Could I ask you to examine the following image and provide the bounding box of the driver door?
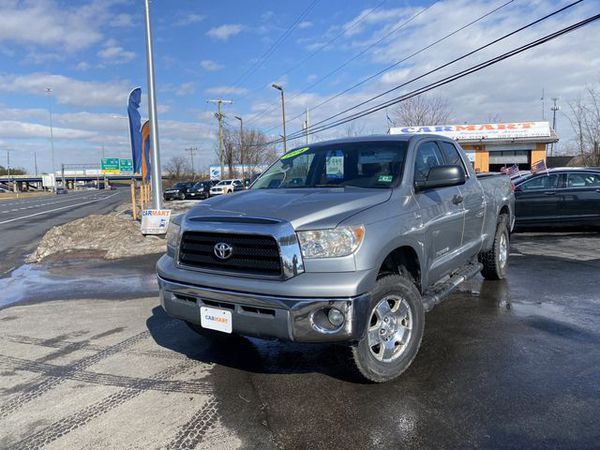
[413,141,466,283]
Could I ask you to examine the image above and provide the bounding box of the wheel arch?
[378,245,422,292]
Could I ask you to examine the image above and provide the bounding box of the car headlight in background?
[297,225,365,258]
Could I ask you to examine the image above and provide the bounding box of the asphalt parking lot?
[0,232,599,449]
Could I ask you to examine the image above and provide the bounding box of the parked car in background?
[186,180,218,199]
[56,187,68,194]
[163,182,195,201]
[209,179,244,196]
[514,167,600,228]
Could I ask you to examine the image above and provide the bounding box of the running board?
[422,262,483,312]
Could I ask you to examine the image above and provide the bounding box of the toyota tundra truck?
[158,135,514,382]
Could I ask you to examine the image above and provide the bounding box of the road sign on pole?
[101,158,120,174]
[119,158,133,174]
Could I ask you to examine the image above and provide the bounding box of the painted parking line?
[0,192,120,225]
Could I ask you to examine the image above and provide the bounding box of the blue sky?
[0,0,598,173]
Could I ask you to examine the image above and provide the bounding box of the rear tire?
[350,274,424,383]
[479,214,509,280]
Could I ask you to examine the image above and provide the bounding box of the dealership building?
[389,121,559,172]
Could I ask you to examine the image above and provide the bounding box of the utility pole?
[272,84,287,153]
[550,97,560,156]
[144,0,164,210]
[6,150,11,191]
[185,147,197,180]
[46,87,56,191]
[303,107,310,146]
[540,88,545,121]
[207,99,232,179]
[34,151,38,176]
[235,116,243,178]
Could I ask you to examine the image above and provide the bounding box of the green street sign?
[119,158,133,173]
[101,157,120,174]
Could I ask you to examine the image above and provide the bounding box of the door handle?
[452,194,464,205]
[543,191,556,196]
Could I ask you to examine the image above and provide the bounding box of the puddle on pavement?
[0,253,160,308]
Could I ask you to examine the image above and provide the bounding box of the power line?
[289,0,585,140]
[246,1,439,128]
[230,0,321,91]
[243,0,388,124]
[272,0,516,132]
[274,13,599,144]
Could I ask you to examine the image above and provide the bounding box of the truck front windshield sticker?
[281,147,309,160]
[378,175,393,183]
[326,150,344,180]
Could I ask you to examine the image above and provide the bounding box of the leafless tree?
[391,94,453,127]
[217,127,279,178]
[164,155,191,181]
[564,82,600,166]
[344,121,367,137]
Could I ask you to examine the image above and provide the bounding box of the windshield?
[171,183,187,189]
[193,182,205,189]
[252,141,407,190]
[217,180,232,185]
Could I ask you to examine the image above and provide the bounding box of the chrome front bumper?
[158,275,371,342]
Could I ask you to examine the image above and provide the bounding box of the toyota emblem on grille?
[214,242,233,260]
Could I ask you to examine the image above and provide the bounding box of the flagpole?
[144,0,163,210]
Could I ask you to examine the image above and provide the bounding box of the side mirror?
[415,165,466,191]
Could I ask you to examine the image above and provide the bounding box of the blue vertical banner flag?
[127,87,142,174]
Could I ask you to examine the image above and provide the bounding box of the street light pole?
[46,88,56,190]
[207,99,232,179]
[272,84,287,153]
[143,0,163,210]
[235,116,244,178]
[185,147,197,180]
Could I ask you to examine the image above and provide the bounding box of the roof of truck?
[303,133,450,148]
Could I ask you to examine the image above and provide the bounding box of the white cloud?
[0,73,132,108]
[0,0,108,52]
[298,21,313,30]
[174,13,205,27]
[176,82,196,96]
[97,40,136,64]
[0,121,96,140]
[75,62,92,71]
[205,86,249,96]
[200,59,224,71]
[111,13,134,28]
[206,24,244,41]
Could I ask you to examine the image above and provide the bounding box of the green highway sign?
[119,158,133,174]
[101,158,120,174]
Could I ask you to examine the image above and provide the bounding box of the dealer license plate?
[200,306,232,333]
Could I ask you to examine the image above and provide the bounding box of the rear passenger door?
[561,172,600,223]
[413,141,465,283]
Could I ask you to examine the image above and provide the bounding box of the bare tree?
[217,127,279,178]
[391,94,453,126]
[565,82,600,166]
[344,121,367,137]
[164,155,191,182]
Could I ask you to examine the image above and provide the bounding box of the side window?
[414,142,445,183]
[520,174,558,191]
[439,141,468,175]
[567,173,600,188]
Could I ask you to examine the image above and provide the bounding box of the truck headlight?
[297,225,365,258]
[166,221,181,247]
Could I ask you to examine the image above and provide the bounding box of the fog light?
[327,308,344,327]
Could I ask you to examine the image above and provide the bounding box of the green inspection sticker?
[378,175,393,183]
[281,147,309,160]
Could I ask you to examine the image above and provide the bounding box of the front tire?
[479,214,510,280]
[351,274,425,383]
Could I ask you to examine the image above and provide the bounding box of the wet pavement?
[0,232,598,448]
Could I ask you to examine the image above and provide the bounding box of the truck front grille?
[179,231,282,276]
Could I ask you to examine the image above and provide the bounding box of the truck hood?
[187,188,392,229]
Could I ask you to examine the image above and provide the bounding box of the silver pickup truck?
[158,135,514,382]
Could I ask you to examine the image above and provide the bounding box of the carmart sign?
[389,121,552,141]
